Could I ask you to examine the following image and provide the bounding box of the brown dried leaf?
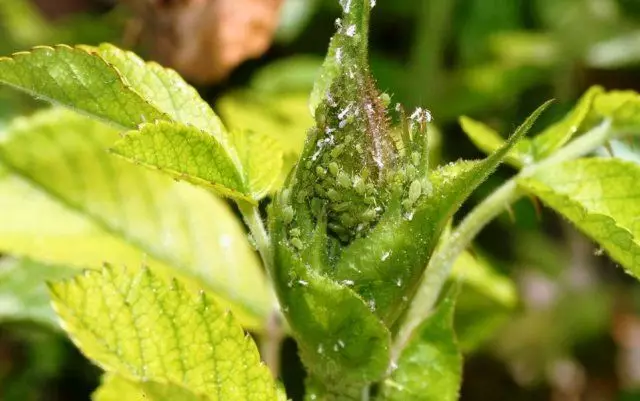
[124,0,283,83]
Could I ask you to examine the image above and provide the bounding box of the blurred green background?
[1,0,640,400]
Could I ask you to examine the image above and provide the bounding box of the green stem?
[238,203,282,376]
[392,120,614,360]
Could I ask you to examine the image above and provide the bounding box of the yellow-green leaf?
[0,108,270,329]
[50,266,280,401]
[0,45,166,128]
[93,374,209,401]
[111,121,252,202]
[93,44,227,140]
[518,158,640,275]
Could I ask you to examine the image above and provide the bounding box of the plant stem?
[392,120,613,361]
[238,203,282,377]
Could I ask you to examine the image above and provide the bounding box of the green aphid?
[331,145,345,158]
[290,237,304,250]
[327,188,341,202]
[328,162,340,176]
[289,228,301,237]
[283,205,295,224]
[408,179,422,204]
[411,151,421,167]
[316,166,327,177]
[364,196,376,205]
[337,172,351,188]
[379,92,391,108]
[405,164,417,180]
[353,175,366,195]
[331,201,352,212]
[340,213,357,228]
[421,177,433,197]
[361,208,378,222]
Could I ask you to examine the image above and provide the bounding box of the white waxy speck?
[325,126,336,134]
[335,18,342,29]
[317,344,324,354]
[402,296,409,302]
[338,103,353,120]
[342,0,352,13]
[368,299,376,311]
[381,251,390,261]
[335,47,343,64]
[410,107,433,124]
[339,119,348,129]
[342,279,355,286]
[333,344,339,352]
[338,339,345,348]
[396,278,403,287]
[298,280,309,287]
[346,24,356,37]
[370,0,376,7]
[326,91,337,107]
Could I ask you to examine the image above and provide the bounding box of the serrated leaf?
[230,129,285,200]
[461,87,600,167]
[112,122,285,202]
[0,45,167,128]
[93,373,209,401]
[93,44,227,139]
[0,108,270,329]
[111,121,251,202]
[217,91,311,156]
[382,285,462,401]
[518,158,640,274]
[50,266,280,401]
[0,44,229,141]
[531,86,602,158]
[0,257,75,327]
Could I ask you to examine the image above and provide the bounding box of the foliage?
[0,0,639,400]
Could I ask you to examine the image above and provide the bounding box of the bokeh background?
[1,0,640,400]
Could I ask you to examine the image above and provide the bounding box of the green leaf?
[230,129,285,200]
[589,89,640,129]
[93,44,226,138]
[0,257,75,327]
[111,121,251,202]
[217,91,313,194]
[50,266,280,401]
[459,116,531,168]
[217,91,312,157]
[0,45,166,128]
[382,285,462,401]
[0,44,228,139]
[461,87,601,167]
[518,158,640,275]
[531,86,602,158]
[93,373,209,401]
[0,108,270,329]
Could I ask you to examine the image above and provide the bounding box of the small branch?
[238,202,282,377]
[392,120,614,361]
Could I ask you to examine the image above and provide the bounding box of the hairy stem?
[393,119,614,361]
[238,203,282,377]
